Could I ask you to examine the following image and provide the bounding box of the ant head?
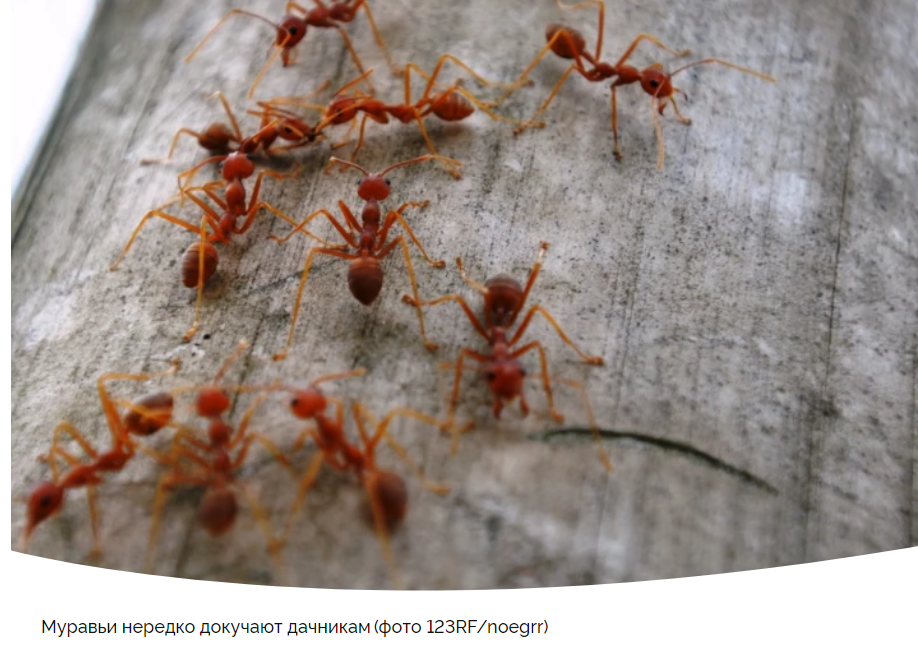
[197,386,231,418]
[124,392,174,436]
[277,15,307,49]
[221,151,255,181]
[199,487,238,537]
[365,470,407,531]
[546,24,586,60]
[640,66,673,99]
[26,482,64,536]
[357,174,391,202]
[279,118,311,142]
[484,360,526,400]
[289,387,327,420]
[485,274,523,327]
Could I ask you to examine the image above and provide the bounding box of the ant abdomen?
[124,392,174,436]
[432,92,475,122]
[348,257,384,305]
[198,123,238,153]
[181,242,219,289]
[199,487,238,536]
[366,470,407,530]
[546,23,586,59]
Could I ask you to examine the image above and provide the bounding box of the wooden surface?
[11,0,917,589]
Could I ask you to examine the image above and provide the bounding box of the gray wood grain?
[11,0,917,589]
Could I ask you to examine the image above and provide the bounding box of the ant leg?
[96,364,179,447]
[329,118,359,152]
[139,128,219,165]
[358,405,450,494]
[334,27,375,93]
[234,482,289,582]
[86,485,102,557]
[509,304,605,364]
[514,65,580,135]
[667,95,692,125]
[183,216,210,342]
[611,85,623,159]
[377,236,439,350]
[233,167,300,235]
[290,427,320,456]
[495,28,586,105]
[212,90,244,141]
[271,206,357,247]
[511,340,563,422]
[411,116,462,178]
[283,450,325,541]
[508,240,549,324]
[274,248,359,360]
[248,38,292,99]
[185,9,279,63]
[419,54,518,104]
[259,203,347,248]
[379,207,443,267]
[184,183,229,211]
[444,349,490,452]
[50,423,100,460]
[177,155,227,195]
[651,96,666,170]
[354,0,401,75]
[612,33,692,69]
[402,293,489,340]
[554,377,613,471]
[554,0,606,61]
[109,205,218,270]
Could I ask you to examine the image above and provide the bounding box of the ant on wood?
[270,154,457,360]
[185,1,399,99]
[275,369,449,587]
[144,342,293,575]
[265,55,527,179]
[21,363,178,556]
[404,242,612,470]
[501,0,775,168]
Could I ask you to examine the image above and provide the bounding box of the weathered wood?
[11,0,917,588]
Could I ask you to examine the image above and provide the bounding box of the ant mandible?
[21,363,178,556]
[501,0,775,168]
[403,242,611,469]
[185,1,399,99]
[270,154,458,360]
[276,370,448,587]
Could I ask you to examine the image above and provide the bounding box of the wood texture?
[11,0,917,589]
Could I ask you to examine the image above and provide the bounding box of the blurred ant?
[404,242,612,469]
[21,363,178,555]
[501,0,774,168]
[276,369,448,587]
[185,1,399,99]
[145,342,292,575]
[270,154,457,360]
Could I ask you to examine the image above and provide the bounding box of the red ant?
[403,242,612,470]
[267,55,527,179]
[276,369,448,587]
[501,0,775,168]
[144,342,293,575]
[270,154,457,360]
[185,1,399,99]
[21,363,178,556]
[141,87,329,167]
[111,152,336,342]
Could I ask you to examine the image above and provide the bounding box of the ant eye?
[39,495,52,508]
[485,371,497,381]
[357,179,363,185]
[520,369,527,377]
[290,398,299,407]
[384,178,391,186]
[650,80,659,87]
[245,154,253,160]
